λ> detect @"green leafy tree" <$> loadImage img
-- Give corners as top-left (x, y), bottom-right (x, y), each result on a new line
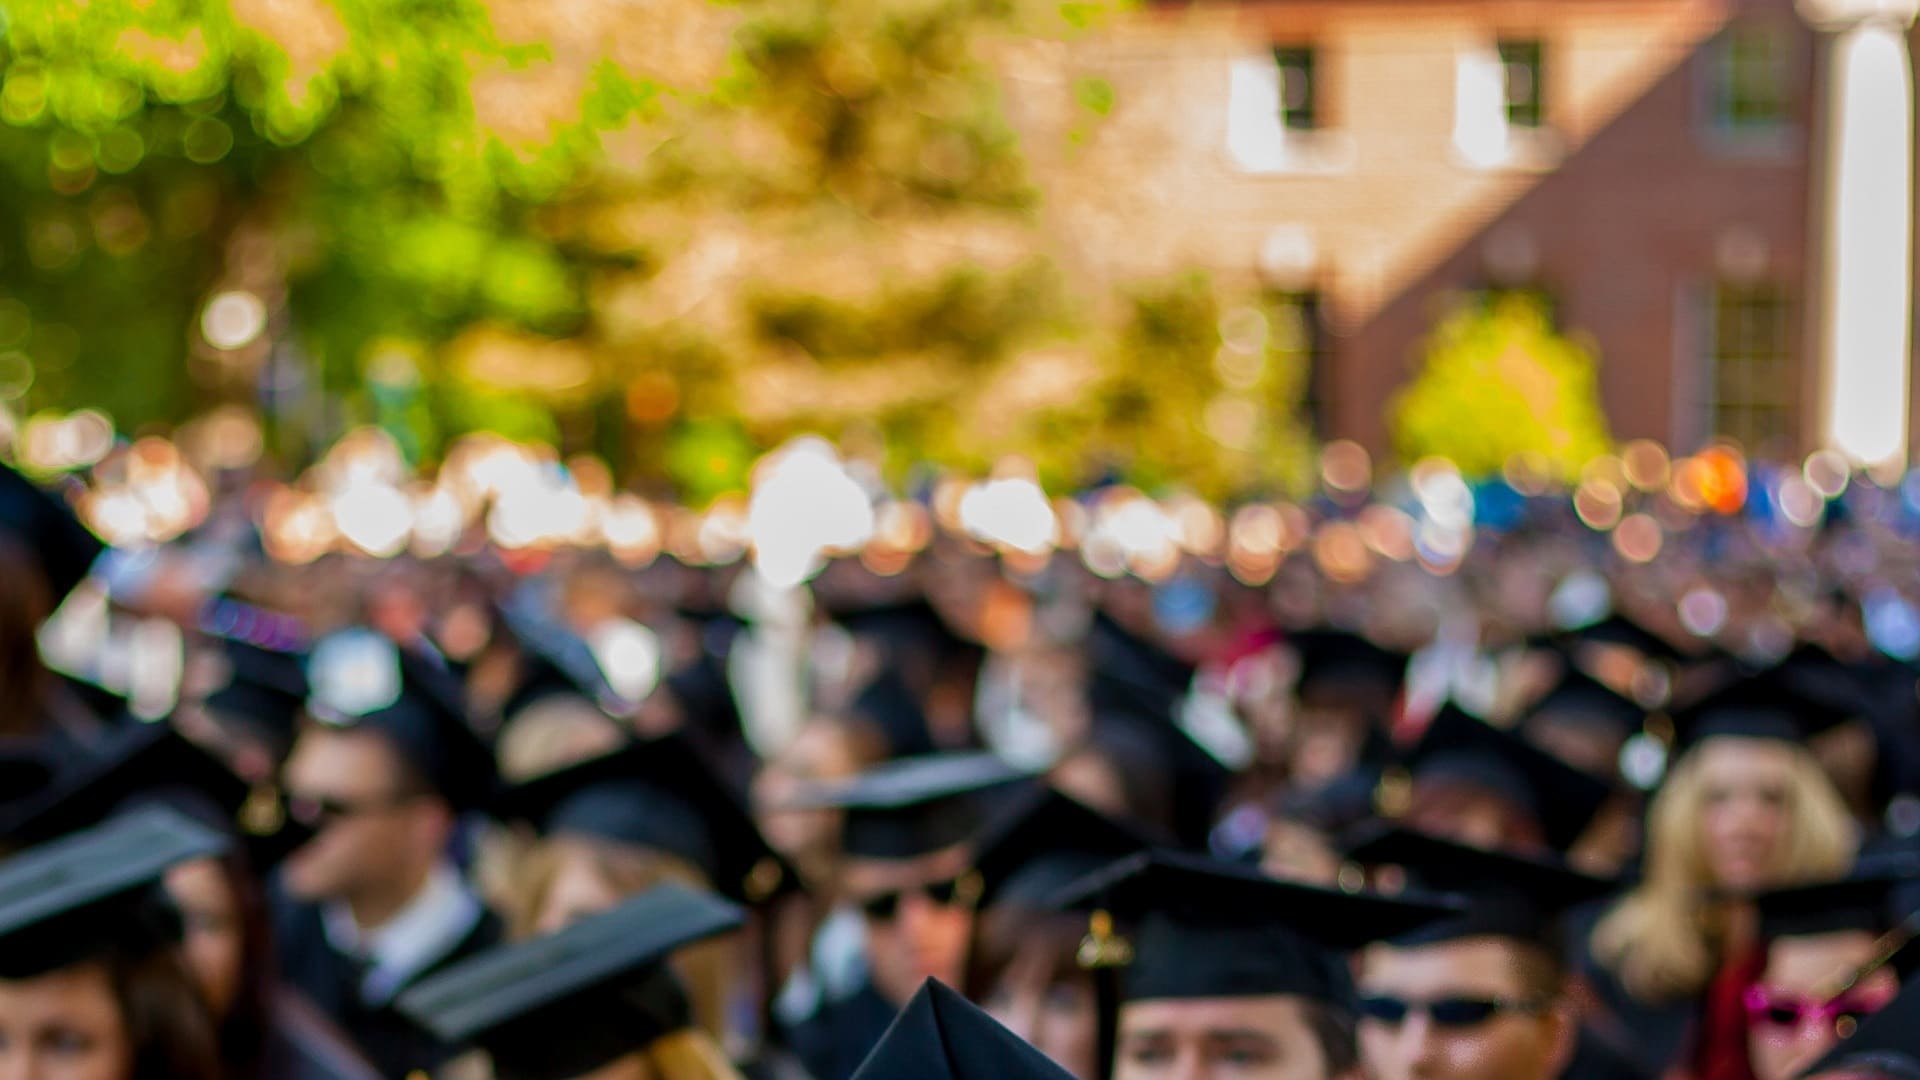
top-left (1390, 293), bottom-right (1612, 480)
top-left (0, 0), bottom-right (1315, 499)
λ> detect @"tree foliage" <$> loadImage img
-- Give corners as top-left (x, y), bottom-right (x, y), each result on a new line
top-left (0, 0), bottom-right (1318, 499)
top-left (1390, 293), bottom-right (1613, 480)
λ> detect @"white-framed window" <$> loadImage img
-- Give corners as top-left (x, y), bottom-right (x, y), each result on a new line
top-left (1455, 39), bottom-right (1556, 169)
top-left (1226, 44), bottom-right (1350, 174)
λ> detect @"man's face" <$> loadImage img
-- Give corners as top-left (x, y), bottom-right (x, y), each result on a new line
top-left (1747, 931), bottom-right (1899, 1080)
top-left (279, 726), bottom-right (430, 902)
top-left (842, 845), bottom-right (975, 1007)
top-left (1114, 995), bottom-right (1342, 1080)
top-left (1356, 938), bottom-right (1569, 1080)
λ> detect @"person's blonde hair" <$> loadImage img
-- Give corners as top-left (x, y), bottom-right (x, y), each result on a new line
top-left (1590, 739), bottom-right (1856, 1001)
top-left (500, 835), bottom-right (740, 1044)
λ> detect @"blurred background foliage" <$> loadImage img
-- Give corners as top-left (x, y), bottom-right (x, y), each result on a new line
top-left (0, 0), bottom-right (1390, 499)
top-left (1390, 293), bottom-right (1614, 482)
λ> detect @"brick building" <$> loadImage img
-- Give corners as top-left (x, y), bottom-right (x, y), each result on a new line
top-left (1002, 0), bottom-right (1918, 463)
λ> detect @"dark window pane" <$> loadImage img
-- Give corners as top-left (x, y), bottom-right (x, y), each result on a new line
top-left (1273, 47), bottom-right (1318, 131)
top-left (1714, 26), bottom-right (1788, 130)
top-left (1709, 283), bottom-right (1793, 451)
top-left (1498, 40), bottom-right (1544, 129)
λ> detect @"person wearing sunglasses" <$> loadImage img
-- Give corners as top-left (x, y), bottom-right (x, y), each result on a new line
top-left (1343, 825), bottom-right (1617, 1080)
top-left (1734, 868), bottom-right (1920, 1080)
top-left (1050, 849), bottom-right (1453, 1080)
top-left (271, 628), bottom-right (503, 1079)
top-left (779, 751), bottom-right (1030, 1080)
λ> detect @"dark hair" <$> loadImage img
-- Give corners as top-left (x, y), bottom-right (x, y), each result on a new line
top-left (963, 905), bottom-right (1090, 1002)
top-left (1300, 998), bottom-right (1359, 1075)
top-left (0, 532), bottom-right (54, 739)
top-left (112, 947), bottom-right (228, 1080)
top-left (211, 847), bottom-right (277, 1078)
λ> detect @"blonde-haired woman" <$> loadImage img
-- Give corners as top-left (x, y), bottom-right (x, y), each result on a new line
top-left (489, 735), bottom-right (799, 1079)
top-left (1581, 683), bottom-right (1858, 1076)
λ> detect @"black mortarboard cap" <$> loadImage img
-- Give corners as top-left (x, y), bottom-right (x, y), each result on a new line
top-left (1520, 665), bottom-right (1646, 735)
top-left (396, 883), bottom-right (744, 1080)
top-left (0, 744), bottom-right (56, 837)
top-left (1048, 850), bottom-right (1455, 1006)
top-left (1566, 613), bottom-right (1687, 663)
top-left (202, 636), bottom-right (311, 758)
top-left (0, 804), bottom-right (228, 978)
top-left (1288, 629), bottom-right (1409, 705)
top-left (496, 733), bottom-right (795, 905)
top-left (1401, 704), bottom-right (1612, 852)
top-left (1272, 767), bottom-right (1383, 835)
top-left (1339, 824), bottom-right (1616, 949)
top-left (791, 752), bottom-right (1031, 860)
top-left (968, 787), bottom-right (1150, 911)
top-left (1756, 864), bottom-right (1920, 942)
top-left (850, 667), bottom-right (937, 759)
top-left (1086, 707), bottom-right (1232, 851)
top-left (1671, 665), bottom-right (1860, 752)
top-left (4, 722), bottom-right (309, 870)
top-left (1087, 612), bottom-right (1193, 721)
top-left (1798, 977), bottom-right (1920, 1079)
top-left (851, 978), bottom-right (1078, 1080)
top-left (497, 604), bottom-right (632, 722)
top-left (0, 463), bottom-right (102, 606)
top-left (305, 628), bottom-right (496, 812)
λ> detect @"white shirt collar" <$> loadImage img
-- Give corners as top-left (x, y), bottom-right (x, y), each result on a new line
top-left (321, 861), bottom-right (483, 1004)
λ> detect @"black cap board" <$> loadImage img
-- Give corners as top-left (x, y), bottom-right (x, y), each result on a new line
top-left (0, 462), bottom-right (103, 606)
top-left (1797, 976), bottom-right (1920, 1079)
top-left (201, 635), bottom-right (311, 761)
top-left (849, 667), bottom-right (937, 759)
top-left (1401, 704), bottom-right (1613, 852)
top-left (304, 628), bottom-right (496, 812)
top-left (3, 722), bottom-right (310, 871)
top-left (1756, 864), bottom-right (1920, 943)
top-left (0, 804), bottom-right (229, 978)
top-left (967, 786), bottom-right (1150, 912)
top-left (1047, 850), bottom-right (1456, 1007)
top-left (851, 977), bottom-right (1077, 1080)
top-left (0, 744), bottom-right (57, 838)
top-left (1288, 629), bottom-right (1409, 706)
top-left (1670, 665), bottom-right (1860, 752)
top-left (790, 752), bottom-right (1031, 860)
top-left (1519, 665), bottom-right (1646, 735)
top-left (1565, 613), bottom-right (1687, 664)
top-left (497, 603), bottom-right (633, 722)
top-left (1339, 823), bottom-right (1616, 949)
top-left (496, 733), bottom-right (795, 905)
top-left (396, 882), bottom-right (743, 1080)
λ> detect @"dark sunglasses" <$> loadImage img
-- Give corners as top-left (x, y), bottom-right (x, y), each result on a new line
top-left (1743, 985), bottom-right (1892, 1034)
top-left (856, 875), bottom-right (980, 920)
top-left (1358, 994), bottom-right (1548, 1028)
top-left (286, 791), bottom-right (417, 830)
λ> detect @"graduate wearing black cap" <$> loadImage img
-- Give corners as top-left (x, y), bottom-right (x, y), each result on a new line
top-left (853, 978), bottom-right (1080, 1080)
top-left (1340, 825), bottom-right (1628, 1080)
top-left (780, 752), bottom-right (1031, 1080)
top-left (271, 627), bottom-right (504, 1079)
top-left (1395, 703), bottom-right (1613, 856)
top-left (1517, 664), bottom-right (1647, 783)
top-left (0, 806), bottom-right (232, 1080)
top-left (1734, 868), bottom-right (1920, 1080)
top-left (396, 882), bottom-right (747, 1080)
top-left (962, 788), bottom-right (1151, 1079)
top-left (1049, 849), bottom-right (1455, 1080)
top-left (1282, 629), bottom-right (1406, 789)
top-left (2, 722), bottom-right (379, 1080)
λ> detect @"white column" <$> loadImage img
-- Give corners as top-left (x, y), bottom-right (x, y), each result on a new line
top-left (1802, 0), bottom-right (1918, 466)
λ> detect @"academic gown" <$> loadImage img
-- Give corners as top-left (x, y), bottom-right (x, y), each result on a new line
top-left (272, 894), bottom-right (502, 1079)
top-left (781, 977), bottom-right (899, 1080)
top-left (254, 988), bottom-right (385, 1080)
